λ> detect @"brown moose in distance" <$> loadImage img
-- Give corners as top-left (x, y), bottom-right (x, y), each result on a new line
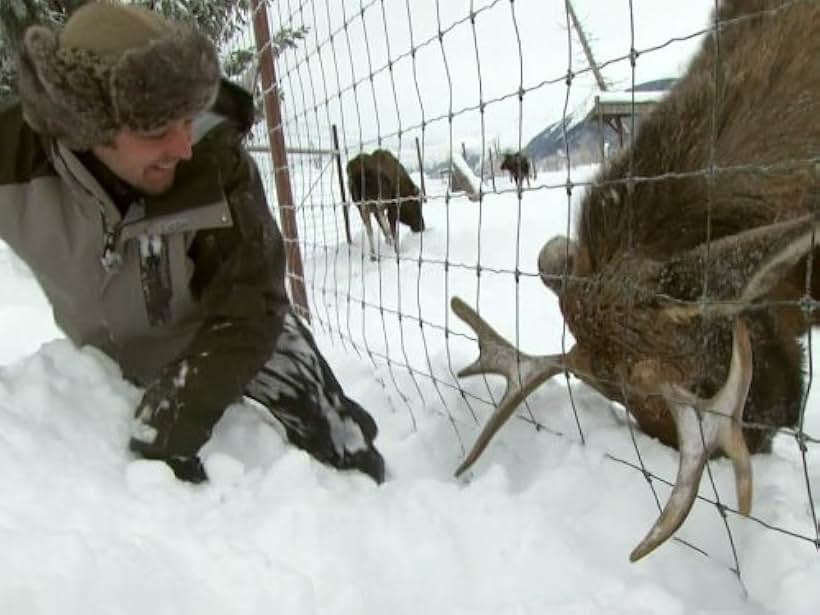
top-left (346, 149), bottom-right (425, 260)
top-left (451, 0), bottom-right (819, 561)
top-left (499, 151), bottom-right (532, 192)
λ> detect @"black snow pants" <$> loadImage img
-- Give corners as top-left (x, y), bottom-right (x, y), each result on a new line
top-left (244, 310), bottom-right (385, 483)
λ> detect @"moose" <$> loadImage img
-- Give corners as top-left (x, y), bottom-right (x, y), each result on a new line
top-left (451, 0), bottom-right (819, 561)
top-left (346, 149), bottom-right (425, 260)
top-left (499, 151), bottom-right (532, 192)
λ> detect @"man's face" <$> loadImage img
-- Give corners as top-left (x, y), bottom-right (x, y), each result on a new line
top-left (91, 117), bottom-right (195, 195)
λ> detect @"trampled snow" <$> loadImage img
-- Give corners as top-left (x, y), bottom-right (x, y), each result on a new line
top-left (1, 167), bottom-right (818, 614)
top-left (2, 1), bottom-right (818, 612)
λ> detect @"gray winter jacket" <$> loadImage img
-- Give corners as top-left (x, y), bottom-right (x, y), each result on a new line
top-left (0, 84), bottom-right (291, 461)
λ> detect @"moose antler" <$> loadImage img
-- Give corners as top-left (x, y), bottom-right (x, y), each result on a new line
top-left (452, 297), bottom-right (755, 562)
top-left (451, 297), bottom-right (567, 477)
top-left (630, 318), bottom-right (753, 561)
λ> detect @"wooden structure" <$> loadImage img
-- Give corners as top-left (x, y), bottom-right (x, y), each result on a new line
top-left (588, 91), bottom-right (666, 160)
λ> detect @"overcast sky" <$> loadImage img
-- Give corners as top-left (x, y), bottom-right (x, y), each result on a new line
top-left (270, 0), bottom-right (716, 161)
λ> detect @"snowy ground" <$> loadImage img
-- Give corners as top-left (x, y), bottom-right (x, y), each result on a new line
top-left (1, 166), bottom-right (818, 614)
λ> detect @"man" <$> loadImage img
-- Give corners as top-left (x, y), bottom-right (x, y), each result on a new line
top-left (0, 1), bottom-right (384, 483)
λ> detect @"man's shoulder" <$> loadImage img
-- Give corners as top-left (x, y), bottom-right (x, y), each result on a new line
top-left (149, 122), bottom-right (253, 217)
top-left (190, 113), bottom-right (258, 188)
top-left (210, 79), bottom-right (255, 137)
top-left (151, 81), bottom-right (258, 212)
top-left (193, 79), bottom-right (255, 147)
top-left (0, 98), bottom-right (54, 185)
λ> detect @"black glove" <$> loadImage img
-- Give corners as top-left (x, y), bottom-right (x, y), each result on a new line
top-left (129, 437), bottom-right (208, 483)
top-left (164, 455), bottom-right (208, 483)
top-left (130, 382), bottom-right (214, 484)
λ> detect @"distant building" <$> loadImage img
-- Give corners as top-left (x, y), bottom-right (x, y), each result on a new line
top-left (587, 89), bottom-right (668, 160)
top-left (524, 79), bottom-right (675, 170)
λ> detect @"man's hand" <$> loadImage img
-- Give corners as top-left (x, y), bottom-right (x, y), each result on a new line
top-left (129, 388), bottom-right (210, 484)
top-left (164, 455), bottom-right (208, 483)
top-left (129, 437), bottom-right (208, 483)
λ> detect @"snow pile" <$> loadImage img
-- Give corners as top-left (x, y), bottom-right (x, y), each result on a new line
top-left (1, 169), bottom-right (818, 614)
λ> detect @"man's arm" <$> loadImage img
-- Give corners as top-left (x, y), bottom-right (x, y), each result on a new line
top-left (130, 138), bottom-right (291, 480)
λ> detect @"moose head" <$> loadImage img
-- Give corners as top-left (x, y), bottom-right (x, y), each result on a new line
top-left (451, 0), bottom-right (819, 561)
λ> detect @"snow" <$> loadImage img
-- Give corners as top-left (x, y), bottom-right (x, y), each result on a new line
top-left (1, 167), bottom-right (818, 614)
top-left (449, 151), bottom-right (483, 199)
top-left (2, 1), bottom-right (819, 613)
top-left (595, 90), bottom-right (669, 105)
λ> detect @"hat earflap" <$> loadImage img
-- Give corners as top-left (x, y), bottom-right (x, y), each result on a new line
top-left (18, 26), bottom-right (118, 150)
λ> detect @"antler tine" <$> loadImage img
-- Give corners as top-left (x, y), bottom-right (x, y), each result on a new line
top-left (630, 319), bottom-right (753, 562)
top-left (451, 297), bottom-right (566, 477)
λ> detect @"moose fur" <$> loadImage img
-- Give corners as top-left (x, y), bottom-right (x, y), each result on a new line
top-left (452, 0), bottom-right (819, 561)
top-left (554, 0), bottom-right (820, 453)
top-left (499, 151), bottom-right (532, 191)
top-left (346, 149), bottom-right (425, 260)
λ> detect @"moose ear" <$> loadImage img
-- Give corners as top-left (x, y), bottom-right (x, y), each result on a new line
top-left (662, 213), bottom-right (820, 320)
top-left (538, 236), bottom-right (577, 296)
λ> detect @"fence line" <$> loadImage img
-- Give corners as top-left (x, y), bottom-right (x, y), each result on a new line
top-left (233, 0), bottom-right (820, 576)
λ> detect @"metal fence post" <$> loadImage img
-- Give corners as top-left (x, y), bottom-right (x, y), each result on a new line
top-left (331, 125), bottom-right (352, 244)
top-left (415, 137), bottom-right (427, 199)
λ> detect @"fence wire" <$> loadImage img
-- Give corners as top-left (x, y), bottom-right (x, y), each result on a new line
top-left (232, 0), bottom-right (820, 579)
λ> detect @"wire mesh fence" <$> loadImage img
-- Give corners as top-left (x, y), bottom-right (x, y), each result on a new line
top-left (234, 0), bottom-right (819, 577)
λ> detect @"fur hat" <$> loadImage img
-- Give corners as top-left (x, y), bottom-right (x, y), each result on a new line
top-left (16, 1), bottom-right (220, 150)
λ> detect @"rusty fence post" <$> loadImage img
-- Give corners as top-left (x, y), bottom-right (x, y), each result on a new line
top-left (249, 0), bottom-right (310, 321)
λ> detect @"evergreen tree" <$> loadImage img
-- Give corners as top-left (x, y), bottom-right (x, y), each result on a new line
top-left (0, 0), bottom-right (307, 104)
